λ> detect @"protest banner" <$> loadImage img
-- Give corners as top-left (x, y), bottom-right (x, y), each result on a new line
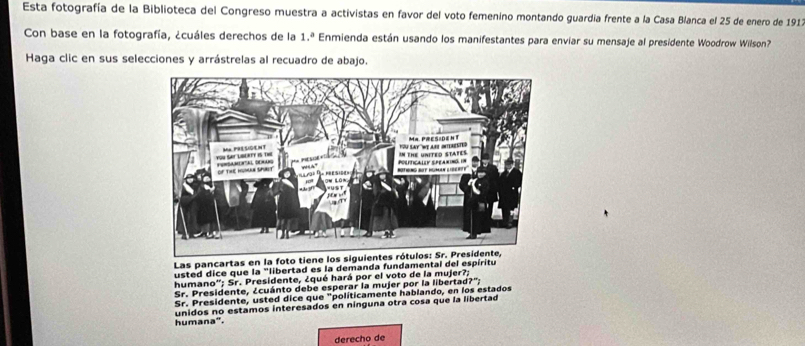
top-left (209, 139), bottom-right (278, 181)
top-left (315, 157), bottom-right (358, 222)
top-left (393, 131), bottom-right (472, 175)
top-left (285, 140), bottom-right (330, 207)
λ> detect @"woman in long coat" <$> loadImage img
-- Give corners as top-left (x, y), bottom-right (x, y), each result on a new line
top-left (339, 172), bottom-right (362, 237)
top-left (176, 174), bottom-right (200, 239)
top-left (368, 168), bottom-right (399, 239)
top-left (393, 176), bottom-right (410, 228)
top-left (251, 178), bottom-right (277, 234)
top-left (196, 171), bottom-right (220, 239)
top-left (410, 176), bottom-right (435, 227)
top-left (459, 166), bottom-right (491, 239)
top-left (276, 167), bottom-right (301, 239)
top-left (359, 170), bottom-right (375, 233)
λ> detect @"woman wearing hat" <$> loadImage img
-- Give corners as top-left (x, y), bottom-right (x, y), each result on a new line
top-left (196, 170), bottom-right (220, 239)
top-left (251, 178), bottom-right (277, 234)
top-left (339, 171), bottom-right (363, 237)
top-left (459, 165), bottom-right (491, 239)
top-left (276, 167), bottom-right (301, 239)
top-left (368, 167), bottom-right (399, 238)
top-left (177, 174), bottom-right (201, 239)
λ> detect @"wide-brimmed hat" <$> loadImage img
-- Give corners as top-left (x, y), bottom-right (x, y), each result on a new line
top-left (257, 178), bottom-right (272, 186)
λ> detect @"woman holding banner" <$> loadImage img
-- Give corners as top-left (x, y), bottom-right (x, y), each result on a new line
top-left (251, 178), bottom-right (277, 234)
top-left (340, 172), bottom-right (362, 237)
top-left (310, 193), bottom-right (334, 238)
top-left (460, 166), bottom-right (491, 239)
top-left (276, 167), bottom-right (301, 239)
top-left (369, 168), bottom-right (399, 239)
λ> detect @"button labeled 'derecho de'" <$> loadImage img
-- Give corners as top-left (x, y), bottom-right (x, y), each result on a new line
top-left (318, 324), bottom-right (402, 346)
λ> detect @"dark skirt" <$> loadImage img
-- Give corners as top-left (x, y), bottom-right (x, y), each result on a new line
top-left (411, 198), bottom-right (435, 227)
top-left (251, 207), bottom-right (276, 228)
top-left (176, 200), bottom-right (200, 236)
top-left (196, 191), bottom-right (217, 226)
top-left (251, 189), bottom-right (277, 228)
top-left (371, 208), bottom-right (398, 231)
top-left (277, 218), bottom-right (299, 231)
top-left (463, 201), bottom-right (491, 235)
top-left (395, 197), bottom-right (409, 227)
top-left (360, 194), bottom-right (373, 230)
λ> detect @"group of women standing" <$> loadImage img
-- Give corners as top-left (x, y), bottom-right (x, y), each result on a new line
top-left (248, 167), bottom-right (300, 239)
top-left (177, 166), bottom-right (438, 240)
top-left (246, 167), bottom-right (436, 240)
top-left (175, 169), bottom-right (221, 240)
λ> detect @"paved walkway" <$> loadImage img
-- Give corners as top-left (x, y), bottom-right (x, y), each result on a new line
top-left (175, 227), bottom-right (517, 257)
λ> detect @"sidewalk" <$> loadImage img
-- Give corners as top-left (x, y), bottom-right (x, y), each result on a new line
top-left (175, 226), bottom-right (518, 257)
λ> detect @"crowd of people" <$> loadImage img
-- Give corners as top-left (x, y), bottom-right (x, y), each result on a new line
top-left (175, 169), bottom-right (223, 240)
top-left (175, 153), bottom-right (522, 241)
top-left (460, 154), bottom-right (523, 239)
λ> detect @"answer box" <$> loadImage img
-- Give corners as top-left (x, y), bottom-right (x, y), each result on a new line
top-left (318, 324), bottom-right (402, 346)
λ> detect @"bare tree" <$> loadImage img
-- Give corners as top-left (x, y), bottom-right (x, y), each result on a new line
top-left (314, 79), bottom-right (426, 143)
top-left (423, 79), bottom-right (530, 158)
top-left (170, 78), bottom-right (240, 110)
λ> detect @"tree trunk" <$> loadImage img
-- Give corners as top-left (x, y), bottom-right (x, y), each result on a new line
top-left (485, 132), bottom-right (499, 161)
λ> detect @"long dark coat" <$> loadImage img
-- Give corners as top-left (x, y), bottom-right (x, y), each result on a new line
top-left (196, 182), bottom-right (218, 225)
top-left (213, 181), bottom-right (231, 227)
top-left (276, 176), bottom-right (300, 220)
top-left (359, 175), bottom-right (374, 230)
top-left (498, 168), bottom-right (523, 210)
top-left (251, 180), bottom-right (277, 228)
top-left (393, 178), bottom-right (410, 227)
top-left (481, 163), bottom-right (500, 204)
top-left (459, 174), bottom-right (491, 234)
top-left (409, 179), bottom-right (434, 227)
top-left (371, 175), bottom-right (398, 231)
top-left (176, 181), bottom-right (200, 236)
top-left (346, 179), bottom-right (362, 226)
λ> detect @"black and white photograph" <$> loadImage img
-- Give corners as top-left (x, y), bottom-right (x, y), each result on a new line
top-left (172, 78), bottom-right (531, 256)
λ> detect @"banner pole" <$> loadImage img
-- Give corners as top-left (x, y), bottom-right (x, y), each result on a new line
top-left (358, 192), bottom-right (363, 232)
top-left (470, 179), bottom-right (473, 238)
top-left (178, 204), bottom-right (189, 240)
top-left (213, 199), bottom-right (223, 240)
